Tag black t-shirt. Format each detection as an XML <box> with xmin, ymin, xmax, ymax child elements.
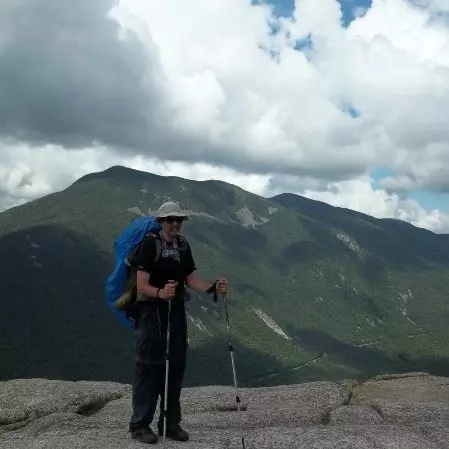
<box><xmin>135</xmin><ymin>233</ymin><xmax>196</xmax><ymax>295</ymax></box>
<box><xmin>132</xmin><ymin>234</ymin><xmax>196</xmax><ymax>364</ymax></box>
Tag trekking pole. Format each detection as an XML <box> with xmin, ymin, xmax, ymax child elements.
<box><xmin>220</xmin><ymin>294</ymin><xmax>246</xmax><ymax>449</ymax></box>
<box><xmin>163</xmin><ymin>280</ymin><xmax>175</xmax><ymax>449</ymax></box>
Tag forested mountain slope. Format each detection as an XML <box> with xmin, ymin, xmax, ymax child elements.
<box><xmin>1</xmin><ymin>166</ymin><xmax>448</xmax><ymax>386</ymax></box>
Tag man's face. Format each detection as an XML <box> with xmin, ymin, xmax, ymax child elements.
<box><xmin>161</xmin><ymin>216</ymin><xmax>185</xmax><ymax>237</ymax></box>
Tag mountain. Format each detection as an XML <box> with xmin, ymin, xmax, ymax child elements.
<box><xmin>1</xmin><ymin>166</ymin><xmax>449</xmax><ymax>387</ymax></box>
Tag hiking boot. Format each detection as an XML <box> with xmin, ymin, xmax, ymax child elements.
<box><xmin>131</xmin><ymin>428</ymin><xmax>158</xmax><ymax>444</ymax></box>
<box><xmin>159</xmin><ymin>424</ymin><xmax>189</xmax><ymax>441</ymax></box>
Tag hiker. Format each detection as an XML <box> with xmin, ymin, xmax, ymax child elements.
<box><xmin>128</xmin><ymin>201</ymin><xmax>228</xmax><ymax>444</ymax></box>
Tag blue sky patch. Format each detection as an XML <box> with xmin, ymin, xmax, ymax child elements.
<box><xmin>370</xmin><ymin>167</ymin><xmax>449</xmax><ymax>213</ymax></box>
<box><xmin>370</xmin><ymin>166</ymin><xmax>395</xmax><ymax>186</ymax></box>
<box><xmin>293</xmin><ymin>33</ymin><xmax>313</xmax><ymax>51</ymax></box>
<box><xmin>408</xmin><ymin>190</ymin><xmax>449</xmax><ymax>213</ymax></box>
<box><xmin>254</xmin><ymin>0</ymin><xmax>373</xmax><ymax>26</ymax></box>
<box><xmin>343</xmin><ymin>104</ymin><xmax>361</xmax><ymax>118</ymax></box>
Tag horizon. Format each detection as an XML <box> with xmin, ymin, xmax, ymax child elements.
<box><xmin>1</xmin><ymin>162</ymin><xmax>446</xmax><ymax>236</ymax></box>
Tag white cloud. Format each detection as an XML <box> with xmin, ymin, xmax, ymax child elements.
<box><xmin>413</xmin><ymin>0</ymin><xmax>449</xmax><ymax>14</ymax></box>
<box><xmin>111</xmin><ymin>0</ymin><xmax>449</xmax><ymax>188</ymax></box>
<box><xmin>1</xmin><ymin>0</ymin><xmax>449</xmax><ymax>234</ymax></box>
<box><xmin>112</xmin><ymin>0</ymin><xmax>383</xmax><ymax>178</ymax></box>
<box><xmin>0</xmin><ymin>142</ymin><xmax>116</xmax><ymax>211</ymax></box>
<box><xmin>299</xmin><ymin>177</ymin><xmax>449</xmax><ymax>233</ymax></box>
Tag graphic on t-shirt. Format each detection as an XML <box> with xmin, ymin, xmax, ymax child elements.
<box><xmin>161</xmin><ymin>248</ymin><xmax>180</xmax><ymax>263</ymax></box>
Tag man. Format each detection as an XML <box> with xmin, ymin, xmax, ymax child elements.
<box><xmin>129</xmin><ymin>201</ymin><xmax>228</xmax><ymax>444</ymax></box>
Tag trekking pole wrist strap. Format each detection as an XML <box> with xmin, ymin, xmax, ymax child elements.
<box><xmin>206</xmin><ymin>280</ymin><xmax>219</xmax><ymax>302</ymax></box>
<box><xmin>206</xmin><ymin>280</ymin><xmax>217</xmax><ymax>293</ymax></box>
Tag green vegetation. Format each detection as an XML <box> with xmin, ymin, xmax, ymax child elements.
<box><xmin>1</xmin><ymin>165</ymin><xmax>448</xmax><ymax>387</ymax></box>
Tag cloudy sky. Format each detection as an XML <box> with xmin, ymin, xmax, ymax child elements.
<box><xmin>1</xmin><ymin>0</ymin><xmax>449</xmax><ymax>232</ymax></box>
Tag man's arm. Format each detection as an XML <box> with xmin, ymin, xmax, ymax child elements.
<box><xmin>185</xmin><ymin>272</ymin><xmax>215</xmax><ymax>293</ymax></box>
<box><xmin>136</xmin><ymin>270</ymin><xmax>160</xmax><ymax>299</ymax></box>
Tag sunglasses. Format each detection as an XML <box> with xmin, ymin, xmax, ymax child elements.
<box><xmin>165</xmin><ymin>216</ymin><xmax>185</xmax><ymax>224</ymax></box>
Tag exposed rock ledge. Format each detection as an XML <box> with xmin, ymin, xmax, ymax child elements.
<box><xmin>1</xmin><ymin>372</ymin><xmax>449</xmax><ymax>448</ymax></box>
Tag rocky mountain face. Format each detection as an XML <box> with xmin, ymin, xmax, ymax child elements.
<box><xmin>0</xmin><ymin>166</ymin><xmax>449</xmax><ymax>387</ymax></box>
<box><xmin>1</xmin><ymin>372</ymin><xmax>448</xmax><ymax>448</ymax></box>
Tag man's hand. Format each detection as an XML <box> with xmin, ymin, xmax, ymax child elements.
<box><xmin>159</xmin><ymin>281</ymin><xmax>178</xmax><ymax>299</ymax></box>
<box><xmin>216</xmin><ymin>278</ymin><xmax>228</xmax><ymax>295</ymax></box>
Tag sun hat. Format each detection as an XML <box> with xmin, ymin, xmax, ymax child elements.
<box><xmin>155</xmin><ymin>201</ymin><xmax>190</xmax><ymax>220</ymax></box>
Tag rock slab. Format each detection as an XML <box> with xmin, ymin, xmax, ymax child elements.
<box><xmin>1</xmin><ymin>373</ymin><xmax>449</xmax><ymax>448</ymax></box>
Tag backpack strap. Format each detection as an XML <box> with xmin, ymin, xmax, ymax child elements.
<box><xmin>152</xmin><ymin>232</ymin><xmax>162</xmax><ymax>264</ymax></box>
<box><xmin>175</xmin><ymin>233</ymin><xmax>189</xmax><ymax>252</ymax></box>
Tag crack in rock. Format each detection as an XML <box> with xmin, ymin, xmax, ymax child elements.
<box><xmin>75</xmin><ymin>393</ymin><xmax>124</xmax><ymax>417</ymax></box>
<box><xmin>0</xmin><ymin>379</ymin><xmax>130</xmax><ymax>436</ymax></box>
<box><xmin>214</xmin><ymin>404</ymin><xmax>248</xmax><ymax>412</ymax></box>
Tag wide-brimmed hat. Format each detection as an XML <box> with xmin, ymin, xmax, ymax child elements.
<box><xmin>155</xmin><ymin>201</ymin><xmax>190</xmax><ymax>220</ymax></box>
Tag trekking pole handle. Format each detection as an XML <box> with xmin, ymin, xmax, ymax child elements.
<box><xmin>167</xmin><ymin>279</ymin><xmax>176</xmax><ymax>299</ymax></box>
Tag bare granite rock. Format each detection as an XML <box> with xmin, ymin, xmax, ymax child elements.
<box><xmin>1</xmin><ymin>373</ymin><xmax>448</xmax><ymax>448</ymax></box>
<box><xmin>329</xmin><ymin>405</ymin><xmax>383</xmax><ymax>425</ymax></box>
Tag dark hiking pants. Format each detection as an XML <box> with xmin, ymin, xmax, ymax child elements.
<box><xmin>129</xmin><ymin>360</ymin><xmax>186</xmax><ymax>432</ymax></box>
<box><xmin>129</xmin><ymin>299</ymin><xmax>187</xmax><ymax>432</ymax></box>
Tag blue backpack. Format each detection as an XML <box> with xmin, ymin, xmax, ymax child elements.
<box><xmin>106</xmin><ymin>216</ymin><xmax>161</xmax><ymax>329</ymax></box>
